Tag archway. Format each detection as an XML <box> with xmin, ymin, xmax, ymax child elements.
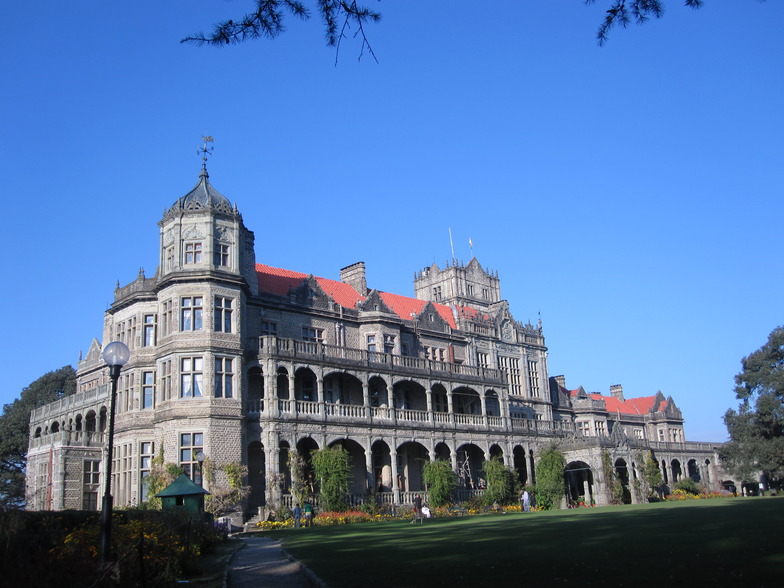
<box><xmin>276</xmin><ymin>367</ymin><xmax>289</xmax><ymax>399</ymax></box>
<box><xmin>248</xmin><ymin>441</ymin><xmax>266</xmax><ymax>510</ymax></box>
<box><xmin>453</xmin><ymin>387</ymin><xmax>481</xmax><ymax>415</ymax></box>
<box><xmin>85</xmin><ymin>410</ymin><xmax>97</xmax><ymax>432</ymax></box>
<box><xmin>671</xmin><ymin>459</ymin><xmax>683</xmax><ymax>482</ymax></box>
<box><xmin>247</xmin><ymin>366</ymin><xmax>264</xmax><ymax>412</ymax></box>
<box><xmin>329</xmin><ymin>438</ymin><xmax>369</xmax><ymax>494</ymax></box>
<box><xmin>369</xmin><ymin>376</ymin><xmax>389</xmax><ymax>407</ymax></box>
<box><xmin>295</xmin><ymin>367</ymin><xmax>317</xmax><ymax>402</ymax></box>
<box><xmin>397</xmin><ymin>441</ymin><xmax>430</xmax><ymax>492</ymax></box>
<box><xmin>324</xmin><ymin>372</ymin><xmax>363</xmax><ymax>405</ymax></box>
<box><xmin>371</xmin><ymin>440</ymin><xmax>392</xmax><ymax>492</ymax></box>
<box><xmin>565</xmin><ymin>461</ymin><xmax>594</xmax><ymax>505</ymax></box>
<box><xmin>456</xmin><ymin>443</ymin><xmax>485</xmax><ymax>489</ymax></box>
<box><xmin>513</xmin><ymin>446</ymin><xmax>528</xmax><ymax>486</ymax></box>
<box><xmin>614</xmin><ymin>458</ymin><xmax>632</xmax><ymax>504</ymax></box>
<box><xmin>431</xmin><ymin>384</ymin><xmax>448</xmax><ymax>413</ymax></box>
<box><xmin>392</xmin><ymin>380</ymin><xmax>427</xmax><ymax>410</ymax></box>
<box><xmin>434</xmin><ymin>442</ymin><xmax>451</xmax><ymax>461</ymax></box>
<box><xmin>687</xmin><ymin>459</ymin><xmax>700</xmax><ymax>482</ymax></box>
<box><xmin>489</xmin><ymin>444</ymin><xmax>504</xmax><ymax>460</ymax></box>
<box><xmin>485</xmin><ymin>390</ymin><xmax>500</xmax><ymax>416</ymax></box>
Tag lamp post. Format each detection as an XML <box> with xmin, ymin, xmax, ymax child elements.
<box><xmin>195</xmin><ymin>451</ymin><xmax>205</xmax><ymax>487</ymax></box>
<box><xmin>99</xmin><ymin>341</ymin><xmax>130</xmax><ymax>563</ymax></box>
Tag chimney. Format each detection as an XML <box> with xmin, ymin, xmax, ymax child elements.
<box><xmin>553</xmin><ymin>375</ymin><xmax>566</xmax><ymax>389</ymax></box>
<box><xmin>610</xmin><ymin>384</ymin><xmax>624</xmax><ymax>401</ymax></box>
<box><xmin>340</xmin><ymin>261</ymin><xmax>368</xmax><ymax>296</ymax></box>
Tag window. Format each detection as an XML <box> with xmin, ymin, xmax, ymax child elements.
<box><xmin>367</xmin><ymin>335</ymin><xmax>377</xmax><ymax>352</ymax></box>
<box><xmin>184</xmin><ymin>242</ymin><xmax>202</xmax><ymax>264</ymax></box>
<box><xmin>433</xmin><ymin>286</ymin><xmax>442</xmax><ymax>301</ymax></box>
<box><xmin>302</xmin><ymin>327</ymin><xmax>324</xmax><ymax>343</ymax></box>
<box><xmin>482</xmin><ymin>288</ymin><xmax>490</xmax><ymax>300</ymax></box>
<box><xmin>161</xmin><ymin>359</ymin><xmax>172</xmax><ymax>401</ymax></box>
<box><xmin>115</xmin><ymin>317</ymin><xmax>137</xmax><ymax>349</ymax></box>
<box><xmin>165</xmin><ymin>246</ymin><xmax>175</xmax><ymax>271</ymax></box>
<box><xmin>181</xmin><ymin>357</ymin><xmax>203</xmax><ymax>397</ymax></box>
<box><xmin>214</xmin><ymin>296</ymin><xmax>233</xmax><ymax>333</ymax></box>
<box><xmin>401</xmin><ymin>343</ymin><xmax>410</xmax><ymax>356</ymax></box>
<box><xmin>142</xmin><ymin>371</ymin><xmax>155</xmax><ymax>409</ymax></box>
<box><xmin>261</xmin><ymin>321</ymin><xmax>277</xmax><ymax>335</ymax></box>
<box><xmin>528</xmin><ymin>361</ymin><xmax>540</xmax><ymax>397</ymax></box>
<box><xmin>83</xmin><ymin>460</ymin><xmax>100</xmax><ymax>510</ymax></box>
<box><xmin>181</xmin><ymin>297</ymin><xmax>203</xmax><ymax>331</ymax></box>
<box><xmin>143</xmin><ymin>314</ymin><xmax>156</xmax><ymax>346</ymax></box>
<box><xmin>214</xmin><ymin>243</ymin><xmax>229</xmax><ymax>267</ymax></box>
<box><xmin>140</xmin><ymin>442</ymin><xmax>154</xmax><ymax>502</ymax></box>
<box><xmin>477</xmin><ymin>352</ymin><xmax>489</xmax><ymax>368</ymax></box>
<box><xmin>634</xmin><ymin>429</ymin><xmax>644</xmax><ymax>439</ymax></box>
<box><xmin>595</xmin><ymin>421</ymin><xmax>607</xmax><ymax>436</ymax></box>
<box><xmin>214</xmin><ymin>357</ymin><xmax>234</xmax><ymax>398</ymax></box>
<box><xmin>658</xmin><ymin>428</ymin><xmax>665</xmax><ymax>442</ymax></box>
<box><xmin>498</xmin><ymin>356</ymin><xmax>522</xmax><ymax>395</ymax></box>
<box><xmin>466</xmin><ymin>284</ymin><xmax>474</xmax><ymax>296</ymax></box>
<box><xmin>577</xmin><ymin>421</ymin><xmax>591</xmax><ymax>437</ymax></box>
<box><xmin>161</xmin><ymin>300</ymin><xmax>174</xmax><ymax>336</ymax></box>
<box><xmin>383</xmin><ymin>334</ymin><xmax>395</xmax><ymax>353</ymax></box>
<box><xmin>424</xmin><ymin>346</ymin><xmax>446</xmax><ymax>362</ymax></box>
<box><xmin>180</xmin><ymin>433</ymin><xmax>204</xmax><ymax>484</ymax></box>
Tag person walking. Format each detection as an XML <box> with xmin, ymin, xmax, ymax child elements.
<box><xmin>303</xmin><ymin>501</ymin><xmax>313</xmax><ymax>527</ymax></box>
<box><xmin>412</xmin><ymin>494</ymin><xmax>423</xmax><ymax>524</ymax></box>
<box><xmin>293</xmin><ymin>503</ymin><xmax>303</xmax><ymax>528</ymax></box>
<box><xmin>522</xmin><ymin>489</ymin><xmax>530</xmax><ymax>512</ymax></box>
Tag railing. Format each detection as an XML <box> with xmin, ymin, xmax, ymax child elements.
<box><xmin>29</xmin><ymin>385</ymin><xmax>109</xmax><ymax>421</ymax></box>
<box><xmin>28</xmin><ymin>430</ymin><xmax>105</xmax><ymax>450</ymax></box>
<box><xmin>258</xmin><ymin>336</ymin><xmax>505</xmax><ymax>383</ymax></box>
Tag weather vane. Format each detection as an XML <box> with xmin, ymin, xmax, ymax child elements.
<box><xmin>198</xmin><ymin>136</ymin><xmax>214</xmax><ymax>170</ymax></box>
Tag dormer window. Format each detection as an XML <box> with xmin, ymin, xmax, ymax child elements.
<box><xmin>184</xmin><ymin>242</ymin><xmax>202</xmax><ymax>264</ymax></box>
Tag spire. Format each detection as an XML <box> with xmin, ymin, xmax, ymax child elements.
<box><xmin>198</xmin><ymin>135</ymin><xmax>214</xmax><ymax>176</ymax></box>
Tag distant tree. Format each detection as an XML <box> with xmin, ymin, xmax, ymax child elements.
<box><xmin>534</xmin><ymin>444</ymin><xmax>566</xmax><ymax>510</ymax></box>
<box><xmin>287</xmin><ymin>449</ymin><xmax>312</xmax><ymax>506</ymax></box>
<box><xmin>721</xmin><ymin>327</ymin><xmax>784</xmax><ymax>487</ymax></box>
<box><xmin>601</xmin><ymin>450</ymin><xmax>625</xmax><ymax>505</ymax></box>
<box><xmin>0</xmin><ymin>366</ymin><xmax>76</xmax><ymax>510</ymax></box>
<box><xmin>422</xmin><ymin>459</ymin><xmax>457</xmax><ymax>507</ymax></box>
<box><xmin>311</xmin><ymin>446</ymin><xmax>352</xmax><ymax>512</ymax></box>
<box><xmin>640</xmin><ymin>450</ymin><xmax>664</xmax><ymax>497</ymax></box>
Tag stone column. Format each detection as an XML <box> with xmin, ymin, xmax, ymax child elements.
<box><xmin>391</xmin><ymin>449</ymin><xmax>400</xmax><ymax>504</ymax></box>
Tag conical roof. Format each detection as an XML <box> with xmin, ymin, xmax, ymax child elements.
<box><xmin>155</xmin><ymin>473</ymin><xmax>210</xmax><ymax>497</ymax></box>
<box><xmin>166</xmin><ymin>167</ymin><xmax>234</xmax><ymax>217</ymax></box>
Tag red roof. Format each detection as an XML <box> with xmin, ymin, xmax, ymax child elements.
<box><xmin>591</xmin><ymin>393</ymin><xmax>659</xmax><ymax>415</ymax></box>
<box><xmin>255</xmin><ymin>263</ymin><xmax>457</xmax><ymax>328</ymax></box>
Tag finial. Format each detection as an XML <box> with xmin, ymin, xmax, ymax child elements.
<box><xmin>198</xmin><ymin>136</ymin><xmax>214</xmax><ymax>173</ymax></box>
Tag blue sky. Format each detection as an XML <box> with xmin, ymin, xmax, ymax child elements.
<box><xmin>2</xmin><ymin>1</ymin><xmax>782</xmax><ymax>442</ymax></box>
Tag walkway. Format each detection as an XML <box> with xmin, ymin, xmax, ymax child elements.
<box><xmin>226</xmin><ymin>535</ymin><xmax>322</xmax><ymax>588</ymax></box>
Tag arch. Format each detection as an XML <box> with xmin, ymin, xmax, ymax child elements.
<box><xmin>687</xmin><ymin>459</ymin><xmax>701</xmax><ymax>482</ymax></box>
<box><xmin>489</xmin><ymin>444</ymin><xmax>504</xmax><ymax>460</ymax></box>
<box><xmin>34</xmin><ymin>427</ymin><xmax>42</xmax><ymax>438</ymax></box>
<box><xmin>671</xmin><ymin>459</ymin><xmax>683</xmax><ymax>482</ymax></box>
<box><xmin>397</xmin><ymin>441</ymin><xmax>430</xmax><ymax>492</ymax></box>
<box><xmin>485</xmin><ymin>390</ymin><xmax>501</xmax><ymax>417</ymax></box>
<box><xmin>393</xmin><ymin>380</ymin><xmax>427</xmax><ymax>411</ymax></box>
<box><xmin>369</xmin><ymin>376</ymin><xmax>389</xmax><ymax>407</ymax></box>
<box><xmin>294</xmin><ymin>367</ymin><xmax>317</xmax><ymax>402</ymax></box>
<box><xmin>74</xmin><ymin>414</ymin><xmax>83</xmax><ymax>432</ymax></box>
<box><xmin>371</xmin><ymin>440</ymin><xmax>392</xmax><ymax>492</ymax></box>
<box><xmin>247</xmin><ymin>366</ymin><xmax>264</xmax><ymax>409</ymax></box>
<box><xmin>279</xmin><ymin>441</ymin><xmax>292</xmax><ymax>492</ymax></box>
<box><xmin>99</xmin><ymin>407</ymin><xmax>108</xmax><ymax>432</ymax></box>
<box><xmin>456</xmin><ymin>443</ymin><xmax>485</xmax><ymax>489</ymax></box>
<box><xmin>324</xmin><ymin>371</ymin><xmax>363</xmax><ymax>405</ymax></box>
<box><xmin>431</xmin><ymin>383</ymin><xmax>448</xmax><ymax>413</ymax></box>
<box><xmin>328</xmin><ymin>438</ymin><xmax>368</xmax><ymax>494</ymax></box>
<box><xmin>453</xmin><ymin>387</ymin><xmax>481</xmax><ymax>415</ymax></box>
<box><xmin>614</xmin><ymin>458</ymin><xmax>632</xmax><ymax>504</ymax></box>
<box><xmin>247</xmin><ymin>441</ymin><xmax>266</xmax><ymax>509</ymax></box>
<box><xmin>660</xmin><ymin>460</ymin><xmax>669</xmax><ymax>485</ymax></box>
<box><xmin>565</xmin><ymin>461</ymin><xmax>594</xmax><ymax>505</ymax></box>
<box><xmin>50</xmin><ymin>421</ymin><xmax>60</xmax><ymax>434</ymax></box>
<box><xmin>85</xmin><ymin>410</ymin><xmax>97</xmax><ymax>432</ymax></box>
<box><xmin>276</xmin><ymin>367</ymin><xmax>289</xmax><ymax>399</ymax></box>
<box><xmin>513</xmin><ymin>446</ymin><xmax>528</xmax><ymax>486</ymax></box>
<box><xmin>434</xmin><ymin>442</ymin><xmax>451</xmax><ymax>461</ymax></box>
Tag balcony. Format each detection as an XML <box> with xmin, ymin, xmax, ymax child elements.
<box><xmin>257</xmin><ymin>336</ymin><xmax>506</xmax><ymax>384</ymax></box>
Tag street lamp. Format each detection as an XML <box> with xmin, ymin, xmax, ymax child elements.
<box><xmin>99</xmin><ymin>341</ymin><xmax>130</xmax><ymax>563</ymax></box>
<box><xmin>195</xmin><ymin>451</ymin><xmax>206</xmax><ymax>487</ymax></box>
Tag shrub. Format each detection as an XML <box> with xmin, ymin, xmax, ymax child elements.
<box><xmin>482</xmin><ymin>457</ymin><xmax>520</xmax><ymax>505</ymax></box>
<box><xmin>674</xmin><ymin>478</ymin><xmax>700</xmax><ymax>495</ymax></box>
<box><xmin>535</xmin><ymin>445</ymin><xmax>566</xmax><ymax>510</ymax></box>
<box><xmin>423</xmin><ymin>459</ymin><xmax>457</xmax><ymax>507</ymax></box>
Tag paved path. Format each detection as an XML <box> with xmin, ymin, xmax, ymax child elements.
<box><xmin>226</xmin><ymin>536</ymin><xmax>320</xmax><ymax>588</ymax></box>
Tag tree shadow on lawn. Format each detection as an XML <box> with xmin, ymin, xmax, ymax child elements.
<box><xmin>276</xmin><ymin>499</ymin><xmax>783</xmax><ymax>587</ymax></box>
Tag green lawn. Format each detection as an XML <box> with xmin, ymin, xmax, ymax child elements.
<box><xmin>269</xmin><ymin>498</ymin><xmax>784</xmax><ymax>587</ymax></box>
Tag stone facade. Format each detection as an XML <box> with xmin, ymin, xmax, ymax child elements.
<box><xmin>26</xmin><ymin>166</ymin><xmax>729</xmax><ymax>515</ymax></box>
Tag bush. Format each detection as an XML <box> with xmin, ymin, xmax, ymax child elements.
<box><xmin>423</xmin><ymin>459</ymin><xmax>457</xmax><ymax>507</ymax></box>
<box><xmin>675</xmin><ymin>478</ymin><xmax>700</xmax><ymax>495</ymax></box>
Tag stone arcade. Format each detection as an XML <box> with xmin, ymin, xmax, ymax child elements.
<box><xmin>26</xmin><ymin>164</ymin><xmax>728</xmax><ymax>516</ymax></box>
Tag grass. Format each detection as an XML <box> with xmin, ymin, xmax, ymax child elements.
<box><xmin>263</xmin><ymin>498</ymin><xmax>784</xmax><ymax>587</ymax></box>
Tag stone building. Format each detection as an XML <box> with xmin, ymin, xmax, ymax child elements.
<box><xmin>25</xmin><ymin>164</ymin><xmax>729</xmax><ymax>515</ymax></box>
